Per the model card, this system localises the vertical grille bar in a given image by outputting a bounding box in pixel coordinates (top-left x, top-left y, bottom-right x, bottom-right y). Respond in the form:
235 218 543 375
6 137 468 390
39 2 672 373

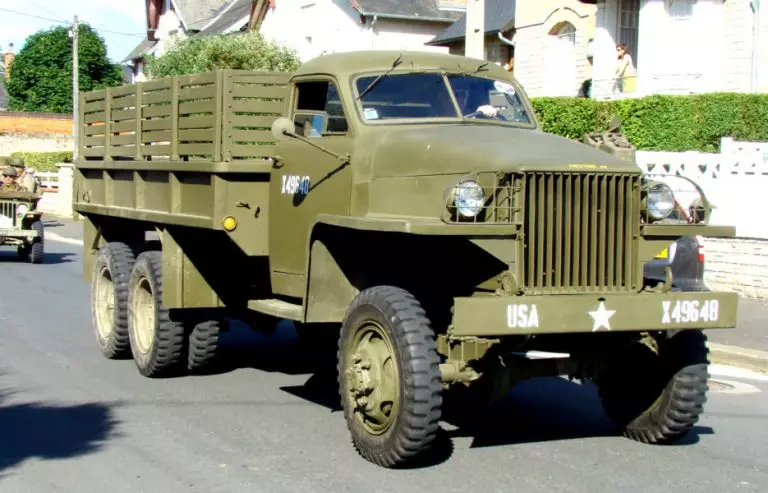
1 202 17 227
522 172 640 293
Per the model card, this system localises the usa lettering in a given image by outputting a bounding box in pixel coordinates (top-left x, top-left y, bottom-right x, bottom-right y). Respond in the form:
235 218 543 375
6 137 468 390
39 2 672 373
507 303 539 328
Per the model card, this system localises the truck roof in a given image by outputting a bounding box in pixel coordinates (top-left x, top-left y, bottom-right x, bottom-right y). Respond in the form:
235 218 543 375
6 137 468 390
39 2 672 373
293 50 517 82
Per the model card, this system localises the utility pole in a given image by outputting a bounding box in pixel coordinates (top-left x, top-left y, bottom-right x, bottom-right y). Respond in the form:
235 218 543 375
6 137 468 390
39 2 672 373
71 15 79 160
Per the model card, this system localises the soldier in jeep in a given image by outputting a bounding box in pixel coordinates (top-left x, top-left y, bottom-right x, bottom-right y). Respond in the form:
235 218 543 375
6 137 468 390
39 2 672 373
8 157 38 193
1 166 23 192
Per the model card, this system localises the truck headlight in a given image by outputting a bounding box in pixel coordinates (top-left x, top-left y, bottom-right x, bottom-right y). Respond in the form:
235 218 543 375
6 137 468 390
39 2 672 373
17 204 29 216
452 180 485 218
646 182 675 220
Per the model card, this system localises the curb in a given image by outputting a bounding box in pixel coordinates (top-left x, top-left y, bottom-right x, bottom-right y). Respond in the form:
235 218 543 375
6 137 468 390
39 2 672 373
708 342 768 375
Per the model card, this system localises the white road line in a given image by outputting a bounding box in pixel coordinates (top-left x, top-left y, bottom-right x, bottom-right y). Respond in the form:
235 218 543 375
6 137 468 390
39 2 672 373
46 232 84 246
709 364 768 383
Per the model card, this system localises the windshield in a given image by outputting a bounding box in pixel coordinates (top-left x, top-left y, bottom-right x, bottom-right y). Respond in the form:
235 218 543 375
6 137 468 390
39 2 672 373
353 72 533 125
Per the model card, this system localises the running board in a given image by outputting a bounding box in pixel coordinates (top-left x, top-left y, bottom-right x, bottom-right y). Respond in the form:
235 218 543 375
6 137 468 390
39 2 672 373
247 299 303 321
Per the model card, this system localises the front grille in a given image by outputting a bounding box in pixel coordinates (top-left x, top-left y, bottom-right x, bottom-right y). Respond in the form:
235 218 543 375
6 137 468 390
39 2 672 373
520 172 641 293
0 201 18 227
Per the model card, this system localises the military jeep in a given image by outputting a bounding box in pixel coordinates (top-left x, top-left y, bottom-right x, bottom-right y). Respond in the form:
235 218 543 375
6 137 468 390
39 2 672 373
72 50 738 468
0 190 45 263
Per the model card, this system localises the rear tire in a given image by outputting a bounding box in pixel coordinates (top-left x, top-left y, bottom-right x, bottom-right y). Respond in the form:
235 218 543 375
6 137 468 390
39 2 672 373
338 286 443 468
91 242 136 359
187 319 223 373
597 329 709 444
127 250 185 377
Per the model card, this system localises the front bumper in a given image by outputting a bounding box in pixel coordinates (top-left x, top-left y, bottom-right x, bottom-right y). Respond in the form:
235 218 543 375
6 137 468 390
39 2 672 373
450 291 738 337
0 228 39 241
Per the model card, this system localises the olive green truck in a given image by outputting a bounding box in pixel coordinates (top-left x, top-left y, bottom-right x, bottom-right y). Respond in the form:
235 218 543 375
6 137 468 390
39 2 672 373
73 51 738 468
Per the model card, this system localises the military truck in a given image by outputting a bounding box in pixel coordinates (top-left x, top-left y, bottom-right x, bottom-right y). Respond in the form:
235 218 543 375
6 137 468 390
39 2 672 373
0 190 45 263
72 51 738 468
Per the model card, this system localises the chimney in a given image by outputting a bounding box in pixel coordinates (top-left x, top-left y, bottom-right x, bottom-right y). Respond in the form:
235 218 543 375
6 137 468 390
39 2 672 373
4 43 14 81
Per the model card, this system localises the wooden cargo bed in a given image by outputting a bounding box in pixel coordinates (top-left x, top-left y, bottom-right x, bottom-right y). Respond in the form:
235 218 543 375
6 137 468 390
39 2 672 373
72 69 291 231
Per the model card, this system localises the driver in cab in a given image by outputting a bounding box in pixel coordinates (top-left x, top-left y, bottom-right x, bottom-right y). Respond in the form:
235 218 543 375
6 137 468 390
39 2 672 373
453 87 500 119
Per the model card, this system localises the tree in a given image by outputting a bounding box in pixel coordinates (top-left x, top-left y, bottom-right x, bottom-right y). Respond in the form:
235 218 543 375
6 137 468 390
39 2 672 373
145 31 301 78
7 23 123 113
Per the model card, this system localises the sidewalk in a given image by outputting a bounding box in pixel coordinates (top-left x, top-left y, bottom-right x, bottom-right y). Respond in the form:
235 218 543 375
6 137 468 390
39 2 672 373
707 297 768 353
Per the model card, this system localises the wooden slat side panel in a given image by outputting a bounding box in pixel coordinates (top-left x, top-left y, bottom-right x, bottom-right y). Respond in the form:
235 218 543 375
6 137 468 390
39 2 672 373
223 70 288 161
143 118 172 131
111 120 136 133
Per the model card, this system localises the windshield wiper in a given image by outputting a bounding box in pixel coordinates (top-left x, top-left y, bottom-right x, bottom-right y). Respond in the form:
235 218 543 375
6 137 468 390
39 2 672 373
442 62 489 77
356 54 404 101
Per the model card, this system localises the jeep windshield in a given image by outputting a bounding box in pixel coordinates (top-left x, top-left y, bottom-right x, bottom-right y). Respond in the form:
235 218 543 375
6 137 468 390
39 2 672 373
353 72 533 125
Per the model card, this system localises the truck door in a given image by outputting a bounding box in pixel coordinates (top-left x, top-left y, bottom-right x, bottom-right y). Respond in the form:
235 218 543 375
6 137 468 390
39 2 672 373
268 78 354 298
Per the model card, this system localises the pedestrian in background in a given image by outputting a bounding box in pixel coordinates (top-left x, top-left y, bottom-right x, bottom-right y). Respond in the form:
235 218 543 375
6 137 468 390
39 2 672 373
614 43 637 93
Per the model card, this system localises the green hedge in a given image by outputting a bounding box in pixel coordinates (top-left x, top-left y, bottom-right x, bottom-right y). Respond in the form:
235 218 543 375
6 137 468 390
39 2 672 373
9 151 72 172
530 93 768 152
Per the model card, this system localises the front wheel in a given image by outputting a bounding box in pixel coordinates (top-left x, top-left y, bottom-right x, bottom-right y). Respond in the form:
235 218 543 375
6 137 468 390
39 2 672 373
596 329 710 444
338 286 443 468
28 220 44 264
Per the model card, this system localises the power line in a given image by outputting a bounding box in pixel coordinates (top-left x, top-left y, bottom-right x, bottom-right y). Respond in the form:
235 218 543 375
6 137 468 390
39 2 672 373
0 6 67 24
28 1 63 20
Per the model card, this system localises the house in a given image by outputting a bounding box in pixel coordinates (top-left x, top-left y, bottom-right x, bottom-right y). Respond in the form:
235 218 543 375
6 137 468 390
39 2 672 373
426 0 517 67
252 1 465 62
123 0 257 82
427 0 597 98
581 0 768 99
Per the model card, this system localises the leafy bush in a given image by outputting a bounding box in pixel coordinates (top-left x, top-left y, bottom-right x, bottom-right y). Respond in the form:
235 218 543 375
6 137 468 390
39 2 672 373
9 151 72 172
530 93 768 152
145 31 301 78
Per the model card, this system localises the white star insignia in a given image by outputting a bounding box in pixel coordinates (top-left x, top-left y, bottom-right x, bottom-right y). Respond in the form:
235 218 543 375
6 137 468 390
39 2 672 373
589 301 616 332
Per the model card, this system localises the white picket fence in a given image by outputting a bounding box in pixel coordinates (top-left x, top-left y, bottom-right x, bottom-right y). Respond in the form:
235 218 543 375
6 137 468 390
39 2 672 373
635 137 768 239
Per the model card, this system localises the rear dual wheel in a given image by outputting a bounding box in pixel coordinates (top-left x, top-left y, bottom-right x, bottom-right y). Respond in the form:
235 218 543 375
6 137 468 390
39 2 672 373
126 250 224 377
90 245 223 376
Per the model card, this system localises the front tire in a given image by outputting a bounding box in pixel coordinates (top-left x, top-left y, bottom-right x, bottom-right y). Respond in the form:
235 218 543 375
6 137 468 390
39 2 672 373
28 220 44 264
338 286 443 468
127 250 185 377
597 329 709 444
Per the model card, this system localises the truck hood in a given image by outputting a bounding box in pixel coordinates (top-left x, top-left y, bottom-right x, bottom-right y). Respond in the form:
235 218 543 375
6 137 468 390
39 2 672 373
368 124 635 178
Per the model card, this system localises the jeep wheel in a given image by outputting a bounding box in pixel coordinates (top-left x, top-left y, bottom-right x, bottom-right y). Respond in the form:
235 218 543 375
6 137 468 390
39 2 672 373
92 242 136 359
28 220 44 264
187 319 224 373
127 250 185 377
338 286 442 468
596 329 709 444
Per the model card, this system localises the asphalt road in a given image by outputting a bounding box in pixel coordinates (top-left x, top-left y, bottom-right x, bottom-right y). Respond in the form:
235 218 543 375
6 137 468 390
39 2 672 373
1 218 767 492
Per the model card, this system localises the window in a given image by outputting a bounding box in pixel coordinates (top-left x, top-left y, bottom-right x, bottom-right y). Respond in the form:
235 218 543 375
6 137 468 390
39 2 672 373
668 0 695 20
293 80 348 137
618 0 640 63
353 72 533 125
355 73 457 120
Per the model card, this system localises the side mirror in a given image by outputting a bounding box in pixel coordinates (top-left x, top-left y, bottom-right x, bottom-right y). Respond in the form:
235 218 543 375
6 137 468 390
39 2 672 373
271 117 296 141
